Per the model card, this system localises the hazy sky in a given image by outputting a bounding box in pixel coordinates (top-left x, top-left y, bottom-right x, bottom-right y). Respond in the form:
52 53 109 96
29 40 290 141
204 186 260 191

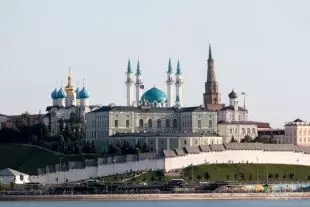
1 0 310 128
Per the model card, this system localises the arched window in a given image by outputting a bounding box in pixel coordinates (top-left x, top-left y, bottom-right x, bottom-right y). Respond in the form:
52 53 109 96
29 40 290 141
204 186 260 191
173 119 177 128
139 119 143 128
148 119 152 128
166 119 170 128
157 119 161 128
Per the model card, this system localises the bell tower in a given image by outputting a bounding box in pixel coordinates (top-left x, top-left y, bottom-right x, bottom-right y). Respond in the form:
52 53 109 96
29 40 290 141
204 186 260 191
203 43 224 110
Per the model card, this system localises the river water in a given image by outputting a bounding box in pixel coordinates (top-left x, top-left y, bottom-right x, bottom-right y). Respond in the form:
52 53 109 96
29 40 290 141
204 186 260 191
0 200 310 207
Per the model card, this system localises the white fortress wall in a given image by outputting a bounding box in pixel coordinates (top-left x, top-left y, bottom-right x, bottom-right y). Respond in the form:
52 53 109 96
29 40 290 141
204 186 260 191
164 150 310 172
30 144 310 184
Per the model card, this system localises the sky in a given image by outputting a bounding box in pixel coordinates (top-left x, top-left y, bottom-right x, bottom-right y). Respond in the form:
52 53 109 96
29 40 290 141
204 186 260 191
1 0 310 128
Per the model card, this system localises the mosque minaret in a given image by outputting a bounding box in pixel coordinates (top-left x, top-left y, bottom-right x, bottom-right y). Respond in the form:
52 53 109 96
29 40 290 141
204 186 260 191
135 61 144 106
125 59 134 106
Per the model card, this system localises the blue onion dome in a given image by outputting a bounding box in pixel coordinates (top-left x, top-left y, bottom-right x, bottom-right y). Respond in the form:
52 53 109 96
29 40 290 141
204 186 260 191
140 87 168 105
57 87 67 99
79 87 90 99
51 88 58 99
76 87 80 99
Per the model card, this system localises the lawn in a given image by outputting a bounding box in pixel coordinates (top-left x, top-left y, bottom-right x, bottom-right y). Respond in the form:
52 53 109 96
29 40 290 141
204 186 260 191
183 163 310 182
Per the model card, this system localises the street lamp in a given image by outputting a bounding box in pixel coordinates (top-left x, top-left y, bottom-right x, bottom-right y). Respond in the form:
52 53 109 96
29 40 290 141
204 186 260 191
256 156 259 182
60 158 66 185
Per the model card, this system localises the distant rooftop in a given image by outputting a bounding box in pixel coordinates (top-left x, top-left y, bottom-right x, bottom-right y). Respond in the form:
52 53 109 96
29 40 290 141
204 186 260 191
110 132 219 138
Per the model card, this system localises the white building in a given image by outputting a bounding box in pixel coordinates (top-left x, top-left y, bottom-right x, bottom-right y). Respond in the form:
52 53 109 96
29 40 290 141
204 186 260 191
86 105 218 149
0 168 30 184
218 90 248 122
218 121 258 143
109 132 222 152
284 119 310 146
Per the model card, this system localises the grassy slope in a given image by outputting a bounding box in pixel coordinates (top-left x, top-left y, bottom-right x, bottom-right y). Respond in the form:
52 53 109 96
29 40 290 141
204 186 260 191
183 163 310 182
118 164 310 184
0 144 97 175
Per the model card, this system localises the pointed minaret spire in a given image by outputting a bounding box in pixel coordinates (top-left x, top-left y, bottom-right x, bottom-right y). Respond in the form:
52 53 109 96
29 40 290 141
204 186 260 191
175 59 183 107
208 42 212 60
125 59 134 106
167 58 173 73
136 60 141 75
166 58 174 107
176 59 181 75
127 58 132 74
135 60 143 106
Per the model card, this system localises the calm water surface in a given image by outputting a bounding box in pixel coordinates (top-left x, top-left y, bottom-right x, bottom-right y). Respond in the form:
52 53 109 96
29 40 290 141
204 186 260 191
0 200 310 207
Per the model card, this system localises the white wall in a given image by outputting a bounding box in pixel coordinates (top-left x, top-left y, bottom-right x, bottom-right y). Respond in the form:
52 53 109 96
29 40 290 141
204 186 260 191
31 159 164 185
31 150 310 185
0 175 30 184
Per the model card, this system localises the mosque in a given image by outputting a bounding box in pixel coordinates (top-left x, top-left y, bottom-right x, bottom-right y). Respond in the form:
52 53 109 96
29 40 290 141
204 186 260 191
86 44 230 151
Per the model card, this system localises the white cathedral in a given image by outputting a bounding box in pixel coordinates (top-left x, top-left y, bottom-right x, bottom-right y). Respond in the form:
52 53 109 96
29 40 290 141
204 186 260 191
43 71 100 136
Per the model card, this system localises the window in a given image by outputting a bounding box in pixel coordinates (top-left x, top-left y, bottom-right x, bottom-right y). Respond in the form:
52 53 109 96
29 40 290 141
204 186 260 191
242 128 245 134
148 119 152 128
230 128 233 134
173 119 177 128
209 120 212 127
247 128 250 134
114 120 118 128
198 120 201 128
184 140 187 145
126 120 129 128
157 119 161 128
139 119 144 128
166 119 170 128
252 128 255 134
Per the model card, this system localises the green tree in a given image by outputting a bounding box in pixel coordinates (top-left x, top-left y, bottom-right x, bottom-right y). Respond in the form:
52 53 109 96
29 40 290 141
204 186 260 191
249 173 253 181
275 173 279 180
268 173 274 179
204 172 210 180
241 135 252 143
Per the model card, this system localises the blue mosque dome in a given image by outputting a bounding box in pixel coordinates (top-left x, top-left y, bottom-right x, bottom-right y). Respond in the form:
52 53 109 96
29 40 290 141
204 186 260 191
79 87 90 99
51 88 58 99
57 88 67 99
140 87 168 106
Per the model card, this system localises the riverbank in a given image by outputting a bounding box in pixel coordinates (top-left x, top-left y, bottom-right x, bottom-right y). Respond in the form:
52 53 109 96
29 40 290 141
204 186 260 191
1 192 310 201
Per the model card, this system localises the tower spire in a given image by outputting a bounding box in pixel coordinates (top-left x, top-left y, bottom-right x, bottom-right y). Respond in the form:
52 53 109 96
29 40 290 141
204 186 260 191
176 59 181 75
127 58 132 74
208 42 212 60
136 60 141 75
203 43 223 110
168 58 172 73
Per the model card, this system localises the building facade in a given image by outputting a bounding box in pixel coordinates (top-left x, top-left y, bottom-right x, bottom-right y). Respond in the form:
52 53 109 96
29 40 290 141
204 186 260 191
86 105 218 147
284 119 310 146
218 122 258 143
109 132 222 152
218 90 248 122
